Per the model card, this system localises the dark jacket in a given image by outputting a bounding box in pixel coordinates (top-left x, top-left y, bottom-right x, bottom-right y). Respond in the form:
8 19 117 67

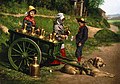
76 26 88 44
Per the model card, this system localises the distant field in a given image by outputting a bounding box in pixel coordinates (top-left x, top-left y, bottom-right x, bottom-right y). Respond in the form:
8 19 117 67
108 19 120 23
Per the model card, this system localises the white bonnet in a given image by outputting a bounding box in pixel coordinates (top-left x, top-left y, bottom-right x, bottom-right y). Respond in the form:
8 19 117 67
56 13 65 20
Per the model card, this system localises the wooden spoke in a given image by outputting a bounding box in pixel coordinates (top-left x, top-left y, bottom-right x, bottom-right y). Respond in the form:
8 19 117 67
26 43 30 52
18 60 23 69
17 43 23 53
11 54 21 57
23 41 26 52
12 48 21 54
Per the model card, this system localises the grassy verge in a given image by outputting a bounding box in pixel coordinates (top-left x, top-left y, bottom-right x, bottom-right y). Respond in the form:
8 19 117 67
108 19 120 34
108 20 120 23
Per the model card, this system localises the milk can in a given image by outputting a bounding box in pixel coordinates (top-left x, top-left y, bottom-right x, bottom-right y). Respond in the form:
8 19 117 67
29 56 40 78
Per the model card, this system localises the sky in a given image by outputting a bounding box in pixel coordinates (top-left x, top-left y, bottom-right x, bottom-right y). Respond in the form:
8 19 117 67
100 0 120 15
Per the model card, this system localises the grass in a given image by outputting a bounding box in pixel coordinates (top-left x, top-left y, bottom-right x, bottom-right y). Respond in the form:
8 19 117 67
108 20 120 23
0 3 119 83
0 48 64 84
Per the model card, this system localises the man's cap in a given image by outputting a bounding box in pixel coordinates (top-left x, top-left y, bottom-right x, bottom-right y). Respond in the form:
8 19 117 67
76 18 86 23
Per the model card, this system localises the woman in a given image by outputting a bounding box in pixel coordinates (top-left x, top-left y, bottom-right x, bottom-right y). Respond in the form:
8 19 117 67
51 13 66 65
53 13 65 41
22 5 37 32
75 18 88 62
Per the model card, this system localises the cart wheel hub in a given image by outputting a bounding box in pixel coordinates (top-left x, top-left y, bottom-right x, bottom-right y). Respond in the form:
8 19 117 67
22 52 28 58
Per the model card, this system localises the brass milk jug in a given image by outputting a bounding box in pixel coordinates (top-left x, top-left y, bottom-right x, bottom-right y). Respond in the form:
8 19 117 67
31 27 35 36
22 23 27 33
39 29 45 39
30 57 40 77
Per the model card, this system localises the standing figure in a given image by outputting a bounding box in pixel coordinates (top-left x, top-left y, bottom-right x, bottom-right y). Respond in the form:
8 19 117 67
22 5 37 32
51 13 66 64
75 18 88 62
53 13 65 41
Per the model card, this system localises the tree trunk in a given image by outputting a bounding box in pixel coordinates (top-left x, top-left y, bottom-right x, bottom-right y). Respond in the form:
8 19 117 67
80 0 84 16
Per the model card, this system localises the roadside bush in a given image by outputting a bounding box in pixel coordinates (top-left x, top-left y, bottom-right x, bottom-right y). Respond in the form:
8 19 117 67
86 16 110 28
94 29 119 42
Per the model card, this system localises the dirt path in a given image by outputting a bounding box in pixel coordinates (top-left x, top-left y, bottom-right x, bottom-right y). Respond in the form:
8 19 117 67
47 43 120 84
109 24 119 33
0 13 55 18
87 25 119 38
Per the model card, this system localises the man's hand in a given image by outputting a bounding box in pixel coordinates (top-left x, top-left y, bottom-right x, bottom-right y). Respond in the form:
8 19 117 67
78 42 82 46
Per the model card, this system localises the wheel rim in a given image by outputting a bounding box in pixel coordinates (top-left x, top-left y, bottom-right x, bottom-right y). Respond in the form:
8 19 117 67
8 38 41 71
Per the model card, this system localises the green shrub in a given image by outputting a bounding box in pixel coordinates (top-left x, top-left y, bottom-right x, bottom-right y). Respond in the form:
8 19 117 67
86 16 110 28
94 29 119 42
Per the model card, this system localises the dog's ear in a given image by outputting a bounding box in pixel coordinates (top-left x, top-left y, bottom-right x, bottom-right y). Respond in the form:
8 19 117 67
88 58 94 64
93 57 99 68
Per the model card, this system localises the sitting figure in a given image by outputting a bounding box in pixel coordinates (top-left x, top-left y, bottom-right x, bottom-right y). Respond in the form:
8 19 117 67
22 5 37 32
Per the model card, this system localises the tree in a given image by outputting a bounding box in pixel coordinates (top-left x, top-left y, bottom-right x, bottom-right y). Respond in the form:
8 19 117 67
88 0 104 8
85 0 104 16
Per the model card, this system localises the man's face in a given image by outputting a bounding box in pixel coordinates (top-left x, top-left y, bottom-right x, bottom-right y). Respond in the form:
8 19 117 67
79 22 84 26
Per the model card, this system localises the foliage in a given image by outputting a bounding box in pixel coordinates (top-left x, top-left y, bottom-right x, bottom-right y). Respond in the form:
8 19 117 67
0 0 104 16
88 0 104 8
86 16 110 28
0 14 23 29
55 0 72 14
0 2 28 14
94 29 120 42
0 30 9 53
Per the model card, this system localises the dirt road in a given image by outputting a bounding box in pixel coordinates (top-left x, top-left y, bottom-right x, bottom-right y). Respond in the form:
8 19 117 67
47 43 120 84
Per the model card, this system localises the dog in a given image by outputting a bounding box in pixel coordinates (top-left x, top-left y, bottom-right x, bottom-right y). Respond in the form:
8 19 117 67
60 61 80 75
61 57 115 78
87 57 106 69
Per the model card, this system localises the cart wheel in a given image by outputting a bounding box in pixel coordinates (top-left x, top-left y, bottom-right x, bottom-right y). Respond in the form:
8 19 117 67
8 38 41 71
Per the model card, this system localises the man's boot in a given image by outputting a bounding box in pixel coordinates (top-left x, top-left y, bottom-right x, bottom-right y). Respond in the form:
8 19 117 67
77 56 81 62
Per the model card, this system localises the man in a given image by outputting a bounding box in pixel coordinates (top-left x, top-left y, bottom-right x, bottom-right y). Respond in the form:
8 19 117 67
75 18 88 62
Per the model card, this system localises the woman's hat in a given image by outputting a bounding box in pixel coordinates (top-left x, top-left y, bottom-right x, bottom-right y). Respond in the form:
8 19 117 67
56 13 65 20
76 18 86 23
28 5 36 14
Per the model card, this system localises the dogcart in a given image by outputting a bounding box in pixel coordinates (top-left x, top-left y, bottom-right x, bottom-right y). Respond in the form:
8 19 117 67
8 29 87 72
8 29 64 71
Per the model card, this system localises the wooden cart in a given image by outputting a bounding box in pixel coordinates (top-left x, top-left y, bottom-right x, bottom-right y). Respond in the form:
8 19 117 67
8 29 63 72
